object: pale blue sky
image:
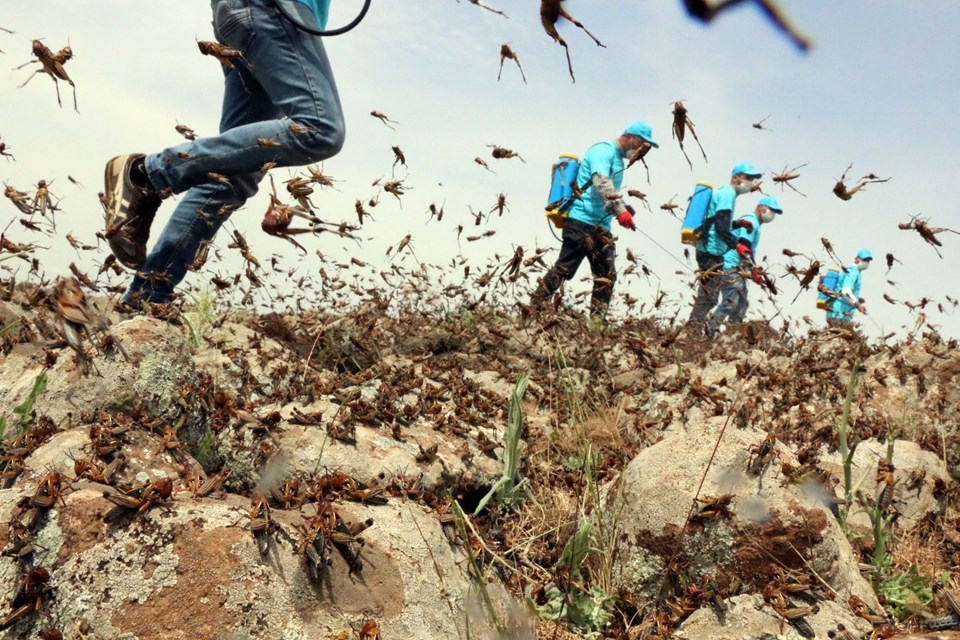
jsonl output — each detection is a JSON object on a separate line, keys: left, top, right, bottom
{"left": 2, "top": 1, "right": 958, "bottom": 339}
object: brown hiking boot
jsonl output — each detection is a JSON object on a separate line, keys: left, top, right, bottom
{"left": 103, "top": 154, "right": 161, "bottom": 269}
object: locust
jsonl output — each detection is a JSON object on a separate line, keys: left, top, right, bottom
{"left": 832, "top": 163, "right": 891, "bottom": 201}
{"left": 473, "top": 157, "right": 495, "bottom": 174}
{"left": 897, "top": 215, "right": 959, "bottom": 259}
{"left": 0, "top": 567, "right": 53, "bottom": 630}
{"left": 359, "top": 620, "right": 382, "bottom": 640}
{"left": 0, "top": 138, "right": 14, "bottom": 161}
{"left": 627, "top": 189, "right": 652, "bottom": 211}
{"left": 682, "top": 0, "right": 812, "bottom": 52}
{"left": 248, "top": 495, "right": 283, "bottom": 555}
{"left": 426, "top": 201, "right": 444, "bottom": 223}
{"left": 261, "top": 176, "right": 315, "bottom": 252}
{"left": 660, "top": 195, "right": 681, "bottom": 219}
{"left": 16, "top": 39, "right": 79, "bottom": 112}
{"left": 885, "top": 252, "right": 902, "bottom": 272}
{"left": 175, "top": 122, "right": 197, "bottom": 140}
{"left": 383, "top": 179, "right": 407, "bottom": 204}
{"left": 4, "top": 184, "right": 34, "bottom": 215}
{"left": 102, "top": 477, "right": 173, "bottom": 521}
{"left": 370, "top": 110, "right": 398, "bottom": 129}
{"left": 671, "top": 100, "right": 708, "bottom": 170}
{"left": 197, "top": 39, "right": 248, "bottom": 69}
{"left": 497, "top": 44, "right": 526, "bottom": 83}
{"left": 792, "top": 260, "right": 821, "bottom": 303}
{"left": 461, "top": 0, "right": 508, "bottom": 18}
{"left": 540, "top": 0, "right": 606, "bottom": 82}
{"left": 747, "top": 433, "right": 779, "bottom": 476}
{"left": 625, "top": 143, "right": 653, "bottom": 183}
{"left": 391, "top": 145, "right": 406, "bottom": 169}
{"left": 489, "top": 193, "right": 508, "bottom": 217}
{"left": 31, "top": 179, "right": 60, "bottom": 227}
{"left": 306, "top": 164, "right": 339, "bottom": 189}
{"left": 771, "top": 163, "right": 808, "bottom": 196}
{"left": 752, "top": 115, "right": 772, "bottom": 131}
{"left": 488, "top": 144, "right": 524, "bottom": 163}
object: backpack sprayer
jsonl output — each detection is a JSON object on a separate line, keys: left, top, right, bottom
{"left": 273, "top": 0, "right": 372, "bottom": 36}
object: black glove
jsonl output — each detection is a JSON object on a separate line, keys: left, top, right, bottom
{"left": 732, "top": 218, "right": 754, "bottom": 233}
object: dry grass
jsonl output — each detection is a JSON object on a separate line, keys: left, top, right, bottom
{"left": 581, "top": 399, "right": 627, "bottom": 452}
{"left": 503, "top": 476, "right": 579, "bottom": 573}
{"left": 535, "top": 619, "right": 587, "bottom": 640}
{"left": 890, "top": 525, "right": 948, "bottom": 580}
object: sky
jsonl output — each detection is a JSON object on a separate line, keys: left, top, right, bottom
{"left": 2, "top": 1, "right": 959, "bottom": 341}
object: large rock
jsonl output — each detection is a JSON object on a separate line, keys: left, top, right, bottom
{"left": 0, "top": 316, "right": 198, "bottom": 430}
{"left": 272, "top": 400, "right": 503, "bottom": 494}
{"left": 674, "top": 594, "right": 872, "bottom": 639}
{"left": 0, "top": 488, "right": 478, "bottom": 639}
{"left": 820, "top": 438, "right": 953, "bottom": 531}
{"left": 609, "top": 418, "right": 880, "bottom": 609}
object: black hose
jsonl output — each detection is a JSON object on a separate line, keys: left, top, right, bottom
{"left": 273, "top": 0, "right": 372, "bottom": 36}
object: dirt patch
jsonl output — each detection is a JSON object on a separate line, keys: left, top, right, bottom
{"left": 733, "top": 506, "right": 828, "bottom": 587}
{"left": 111, "top": 523, "right": 244, "bottom": 640}
{"left": 57, "top": 489, "right": 111, "bottom": 564}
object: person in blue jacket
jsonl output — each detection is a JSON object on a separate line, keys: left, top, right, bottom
{"left": 827, "top": 248, "right": 873, "bottom": 326}
{"left": 686, "top": 162, "right": 763, "bottom": 333}
{"left": 706, "top": 195, "right": 782, "bottom": 336}
{"left": 102, "top": 0, "right": 343, "bottom": 311}
{"left": 529, "top": 122, "right": 658, "bottom": 319}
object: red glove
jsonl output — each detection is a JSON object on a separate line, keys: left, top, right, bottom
{"left": 732, "top": 218, "right": 754, "bottom": 233}
{"left": 617, "top": 209, "right": 636, "bottom": 231}
{"left": 736, "top": 243, "right": 752, "bottom": 260}
{"left": 751, "top": 268, "right": 763, "bottom": 285}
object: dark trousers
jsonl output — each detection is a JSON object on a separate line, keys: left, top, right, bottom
{"left": 531, "top": 219, "right": 616, "bottom": 316}
{"left": 689, "top": 251, "right": 725, "bottom": 324}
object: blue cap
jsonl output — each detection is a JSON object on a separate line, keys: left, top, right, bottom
{"left": 757, "top": 196, "right": 782, "bottom": 213}
{"left": 623, "top": 121, "right": 659, "bottom": 148}
{"left": 731, "top": 162, "right": 762, "bottom": 178}
{"left": 856, "top": 248, "right": 873, "bottom": 260}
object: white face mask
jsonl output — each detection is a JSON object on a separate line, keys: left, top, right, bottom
{"left": 734, "top": 179, "right": 753, "bottom": 195}
{"left": 857, "top": 260, "right": 870, "bottom": 271}
{"left": 760, "top": 211, "right": 776, "bottom": 224}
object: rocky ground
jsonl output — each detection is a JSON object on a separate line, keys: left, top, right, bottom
{"left": 0, "top": 280, "right": 959, "bottom": 639}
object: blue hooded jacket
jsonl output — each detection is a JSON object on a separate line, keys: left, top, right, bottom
{"left": 827, "top": 265, "right": 863, "bottom": 320}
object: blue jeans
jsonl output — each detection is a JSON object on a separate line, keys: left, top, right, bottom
{"left": 125, "top": 0, "right": 345, "bottom": 304}
{"left": 688, "top": 251, "right": 724, "bottom": 324}
{"left": 707, "top": 269, "right": 748, "bottom": 334}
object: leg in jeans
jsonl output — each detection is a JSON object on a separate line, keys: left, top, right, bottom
{"left": 587, "top": 227, "right": 616, "bottom": 317}
{"left": 729, "top": 282, "right": 749, "bottom": 323}
{"left": 127, "top": 0, "right": 345, "bottom": 304}
{"left": 689, "top": 251, "right": 724, "bottom": 324}
{"left": 145, "top": 0, "right": 345, "bottom": 195}
{"left": 707, "top": 270, "right": 746, "bottom": 335}
{"left": 531, "top": 220, "right": 589, "bottom": 305}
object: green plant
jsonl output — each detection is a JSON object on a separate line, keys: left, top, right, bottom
{"left": 535, "top": 584, "right": 615, "bottom": 639}
{"left": 535, "top": 520, "right": 616, "bottom": 638}
{"left": 835, "top": 360, "right": 863, "bottom": 528}
{"left": 876, "top": 565, "right": 935, "bottom": 620}
{"left": 0, "top": 318, "right": 22, "bottom": 340}
{"left": 183, "top": 287, "right": 219, "bottom": 348}
{"left": 192, "top": 428, "right": 216, "bottom": 466}
{"left": 0, "top": 371, "right": 48, "bottom": 439}
{"left": 475, "top": 373, "right": 531, "bottom": 515}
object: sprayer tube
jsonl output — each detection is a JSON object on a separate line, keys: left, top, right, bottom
{"left": 273, "top": 0, "right": 372, "bottom": 36}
